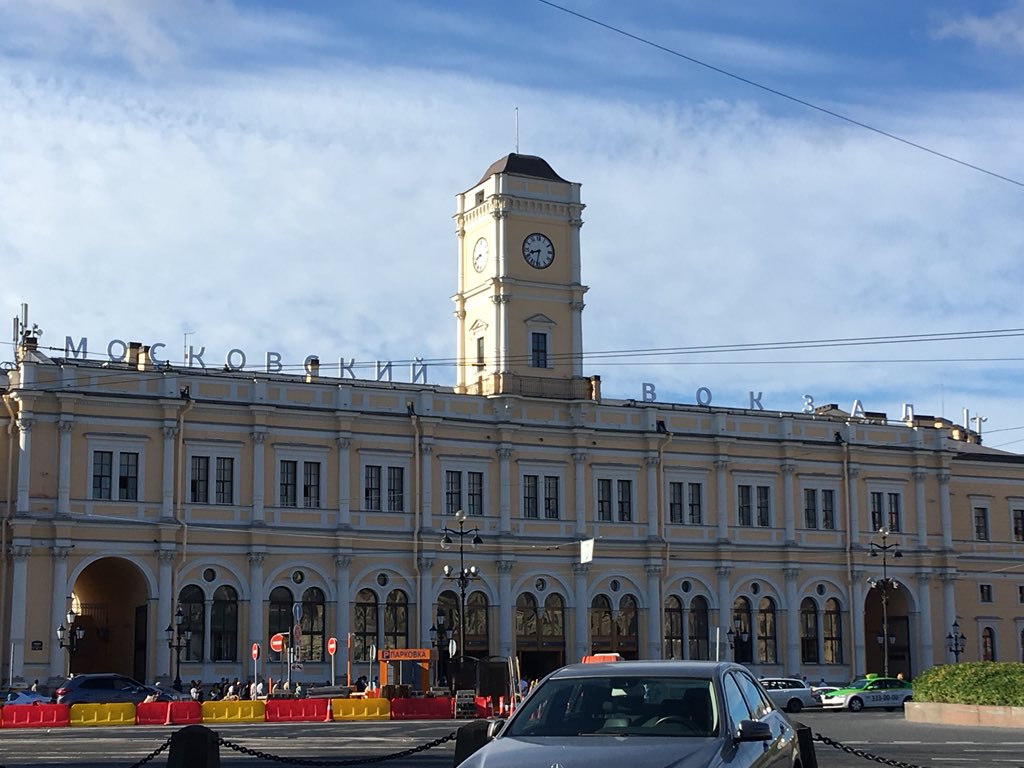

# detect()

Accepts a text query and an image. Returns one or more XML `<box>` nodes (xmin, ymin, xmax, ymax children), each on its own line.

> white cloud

<box><xmin>932</xmin><ymin>1</ymin><xmax>1024</xmax><ymax>52</ymax></box>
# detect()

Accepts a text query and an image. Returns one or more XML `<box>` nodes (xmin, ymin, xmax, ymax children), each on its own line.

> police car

<box><xmin>820</xmin><ymin>674</ymin><xmax>912</xmax><ymax>711</ymax></box>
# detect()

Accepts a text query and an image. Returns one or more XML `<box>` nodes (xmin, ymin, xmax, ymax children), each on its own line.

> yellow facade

<box><xmin>1</xmin><ymin>155</ymin><xmax>1023</xmax><ymax>691</ymax></box>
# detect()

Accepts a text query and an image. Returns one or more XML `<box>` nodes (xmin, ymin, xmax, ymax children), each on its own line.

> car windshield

<box><xmin>505</xmin><ymin>675</ymin><xmax>718</xmax><ymax>738</ymax></box>
<box><xmin>847</xmin><ymin>678</ymin><xmax>872</xmax><ymax>689</ymax></box>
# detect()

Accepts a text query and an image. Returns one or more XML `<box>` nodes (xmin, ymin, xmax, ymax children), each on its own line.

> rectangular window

<box><xmin>118</xmin><ymin>452</ymin><xmax>139</xmax><ymax>501</ymax></box>
<box><xmin>669</xmin><ymin>482</ymin><xmax>684</xmax><ymax>524</ymax></box>
<box><xmin>387</xmin><ymin>466</ymin><xmax>404</xmax><ymax>512</ymax></box>
<box><xmin>1018</xmin><ymin>585</ymin><xmax>1024</xmax><ymax>604</ymax></box>
<box><xmin>215</xmin><ymin>457</ymin><xmax>234</xmax><ymax>505</ymax></box>
<box><xmin>669</xmin><ymin>482</ymin><xmax>703</xmax><ymax>525</ymax></box>
<box><xmin>870</xmin><ymin>492</ymin><xmax>883</xmax><ymax>531</ymax></box>
<box><xmin>445</xmin><ymin>469</ymin><xmax>484</xmax><ymax>516</ymax></box>
<box><xmin>303</xmin><ymin>461</ymin><xmax>321</xmax><ymax>508</ymax></box>
<box><xmin>738</xmin><ymin>485</ymin><xmax>752</xmax><ymax>527</ymax></box>
<box><xmin>822</xmin><ymin>489</ymin><xmax>835</xmax><ymax>530</ymax></box>
<box><xmin>191</xmin><ymin>456</ymin><xmax>209</xmax><ymax>504</ymax></box>
<box><xmin>445</xmin><ymin>470</ymin><xmax>462</xmax><ymax>515</ymax></box>
<box><xmin>280</xmin><ymin>460</ymin><xmax>297</xmax><ymax>507</ymax></box>
<box><xmin>617</xmin><ymin>479</ymin><xmax>632</xmax><ymax>522</ymax></box>
<box><xmin>974</xmin><ymin>507</ymin><xmax>990</xmax><ymax>541</ymax></box>
<box><xmin>523</xmin><ymin>475</ymin><xmax>539</xmax><ymax>519</ymax></box>
<box><xmin>530</xmin><ymin>332</ymin><xmax>548</xmax><ymax>368</ymax></box>
<box><xmin>476</xmin><ymin>337</ymin><xmax>485</xmax><ymax>369</ymax></box>
<box><xmin>597</xmin><ymin>479</ymin><xmax>612</xmax><ymax>522</ymax></box>
<box><xmin>92</xmin><ymin>450</ymin><xmax>113</xmax><ymax>500</ymax></box>
<box><xmin>887</xmin><ymin>492</ymin><xmax>901</xmax><ymax>532</ymax></box>
<box><xmin>1014</xmin><ymin>509</ymin><xmax>1024</xmax><ymax>542</ymax></box>
<box><xmin>803</xmin><ymin>489</ymin><xmax>836</xmax><ymax>530</ymax></box>
<box><xmin>804</xmin><ymin>489</ymin><xmax>818</xmax><ymax>529</ymax></box>
<box><xmin>756</xmin><ymin>486</ymin><xmax>770</xmax><ymax>527</ymax></box>
<box><xmin>689</xmin><ymin>483</ymin><xmax>703</xmax><ymax>524</ymax></box>
<box><xmin>467</xmin><ymin>471</ymin><xmax>483</xmax><ymax>516</ymax></box>
<box><xmin>365</xmin><ymin>465</ymin><xmax>382</xmax><ymax>511</ymax></box>
<box><xmin>980</xmin><ymin>584</ymin><xmax>993</xmax><ymax>603</ymax></box>
<box><xmin>544</xmin><ymin>476</ymin><xmax>560</xmax><ymax>519</ymax></box>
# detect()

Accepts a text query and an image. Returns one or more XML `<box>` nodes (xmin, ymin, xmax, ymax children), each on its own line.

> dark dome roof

<box><xmin>476</xmin><ymin>153</ymin><xmax>568</xmax><ymax>185</ymax></box>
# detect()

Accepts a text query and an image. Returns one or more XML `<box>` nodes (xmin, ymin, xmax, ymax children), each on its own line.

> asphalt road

<box><xmin>0</xmin><ymin>710</ymin><xmax>1022</xmax><ymax>767</ymax></box>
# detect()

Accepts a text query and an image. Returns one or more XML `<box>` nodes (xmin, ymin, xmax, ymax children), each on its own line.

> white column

<box><xmin>16</xmin><ymin>418</ymin><xmax>32</xmax><ymax>513</ymax></box>
<box><xmin>161</xmin><ymin>424</ymin><xmax>176</xmax><ymax>520</ymax></box>
<box><xmin>335</xmin><ymin>554</ymin><xmax>352</xmax><ymax>683</ymax></box>
<box><xmin>57</xmin><ymin>420</ymin><xmax>73</xmax><ymax>517</ymax></box>
<box><xmin>851</xmin><ymin>568</ymin><xmax>866</xmax><ymax>675</ymax></box>
<box><xmin>252</xmin><ymin>431</ymin><xmax>266</xmax><ymax>525</ymax></box>
<box><xmin>421</xmin><ymin>443</ymin><xmax>434</xmax><ymax>531</ymax></box>
<box><xmin>941</xmin><ymin>572</ymin><xmax>957</xmax><ymax>645</ymax></box>
<box><xmin>498</xmin><ymin>447</ymin><xmax>512</xmax><ymax>534</ymax></box>
<box><xmin>49</xmin><ymin>546</ymin><xmax>72</xmax><ymax>678</ymax></box>
<box><xmin>848</xmin><ymin>464</ymin><xmax>861</xmax><ymax>547</ymax></box>
<box><xmin>573</xmin><ymin>563</ymin><xmax>589</xmax><ymax>660</ymax></box>
<box><xmin>573</xmin><ymin>451</ymin><xmax>587</xmax><ymax>536</ymax></box>
<box><xmin>782</xmin><ymin>462</ymin><xmax>796</xmax><ymax>543</ymax></box>
<box><xmin>914</xmin><ymin>470</ymin><xmax>928</xmax><ymax>549</ymax></box>
<box><xmin>157</xmin><ymin>551</ymin><xmax>174</xmax><ymax>680</ymax></box>
<box><xmin>715</xmin><ymin>566</ymin><xmax>731</xmax><ymax>660</ymax></box>
<box><xmin>570</xmin><ymin>299</ymin><xmax>585</xmax><ymax>377</ymax></box>
<box><xmin>916</xmin><ymin>572</ymin><xmax>933</xmax><ymax>671</ymax></box>
<box><xmin>497</xmin><ymin>560</ymin><xmax>514</xmax><ymax>657</ymax></box>
<box><xmin>248</xmin><ymin>552</ymin><xmax>265</xmax><ymax>651</ymax></box>
<box><xmin>715</xmin><ymin>460</ymin><xmax>729</xmax><ymax>541</ymax></box>
<box><xmin>645</xmin><ymin>564</ymin><xmax>662</xmax><ymax>659</ymax></box>
<box><xmin>645</xmin><ymin>456</ymin><xmax>659</xmax><ymax>538</ymax></box>
<box><xmin>938</xmin><ymin>472</ymin><xmax>953</xmax><ymax>549</ymax></box>
<box><xmin>336</xmin><ymin>436</ymin><xmax>351</xmax><ymax>527</ymax></box>
<box><xmin>10</xmin><ymin>546</ymin><xmax>30</xmax><ymax>683</ymax></box>
<box><xmin>784</xmin><ymin>568</ymin><xmax>800</xmax><ymax>674</ymax></box>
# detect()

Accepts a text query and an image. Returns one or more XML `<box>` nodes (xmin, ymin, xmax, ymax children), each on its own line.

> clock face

<box><xmin>522</xmin><ymin>232</ymin><xmax>554</xmax><ymax>269</ymax></box>
<box><xmin>472</xmin><ymin>237</ymin><xmax>489</xmax><ymax>273</ymax></box>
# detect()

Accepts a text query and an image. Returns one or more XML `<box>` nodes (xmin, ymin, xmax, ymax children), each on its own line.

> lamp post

<box><xmin>868</xmin><ymin>528</ymin><xmax>902</xmax><ymax>678</ymax></box>
<box><xmin>726</xmin><ymin>623</ymin><xmax>750</xmax><ymax>658</ymax></box>
<box><xmin>429</xmin><ymin>609</ymin><xmax>449</xmax><ymax>687</ymax></box>
<box><xmin>165</xmin><ymin>605</ymin><xmax>193</xmax><ymax>693</ymax></box>
<box><xmin>56</xmin><ymin>608</ymin><xmax>85</xmax><ymax>677</ymax></box>
<box><xmin>440</xmin><ymin>509</ymin><xmax>483</xmax><ymax>664</ymax></box>
<box><xmin>946</xmin><ymin>620</ymin><xmax>966</xmax><ymax>662</ymax></box>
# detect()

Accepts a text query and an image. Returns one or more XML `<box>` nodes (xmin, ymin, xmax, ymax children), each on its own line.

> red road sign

<box><xmin>270</xmin><ymin>633</ymin><xmax>285</xmax><ymax>653</ymax></box>
<box><xmin>327</xmin><ymin>637</ymin><xmax>337</xmax><ymax>656</ymax></box>
<box><xmin>251</xmin><ymin>642</ymin><xmax>260</xmax><ymax>661</ymax></box>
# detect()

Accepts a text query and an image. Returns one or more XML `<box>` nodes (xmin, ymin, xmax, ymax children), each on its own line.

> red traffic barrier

<box><xmin>389</xmin><ymin>696</ymin><xmax>454</xmax><ymax>720</ymax></box>
<box><xmin>168</xmin><ymin>700</ymin><xmax>202</xmax><ymax>725</ymax></box>
<box><xmin>135</xmin><ymin>701</ymin><xmax>171</xmax><ymax>726</ymax></box>
<box><xmin>265</xmin><ymin>697</ymin><xmax>329</xmax><ymax>723</ymax></box>
<box><xmin>474</xmin><ymin>696</ymin><xmax>492</xmax><ymax>719</ymax></box>
<box><xmin>1</xmin><ymin>703</ymin><xmax>70</xmax><ymax>729</ymax></box>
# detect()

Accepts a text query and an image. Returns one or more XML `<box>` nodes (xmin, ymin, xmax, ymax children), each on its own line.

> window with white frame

<box><xmin>869</xmin><ymin>488</ymin><xmax>903</xmax><ymax>532</ymax></box>
<box><xmin>275</xmin><ymin>446</ymin><xmax>327</xmax><ymax>508</ymax></box>
<box><xmin>668</xmin><ymin>478</ymin><xmax>704</xmax><ymax>525</ymax></box>
<box><xmin>361</xmin><ymin>455</ymin><xmax>408</xmax><ymax>512</ymax></box>
<box><xmin>521</xmin><ymin>470</ymin><xmax>561</xmax><ymax>520</ymax></box>
<box><xmin>525</xmin><ymin>315</ymin><xmax>554</xmax><ymax>370</ymax></box>
<box><xmin>87</xmin><ymin>436</ymin><xmax>146</xmax><ymax>502</ymax></box>
<box><xmin>596</xmin><ymin>474</ymin><xmax>634</xmax><ymax>522</ymax></box>
<box><xmin>736</xmin><ymin>481</ymin><xmax>772</xmax><ymax>527</ymax></box>
<box><xmin>1013</xmin><ymin>507</ymin><xmax>1024</xmax><ymax>542</ymax></box>
<box><xmin>974</xmin><ymin>505</ymin><xmax>990</xmax><ymax>541</ymax></box>
<box><xmin>803</xmin><ymin>487</ymin><xmax>836</xmax><ymax>530</ymax></box>
<box><xmin>980</xmin><ymin>583</ymin><xmax>993</xmax><ymax>603</ymax></box>
<box><xmin>443</xmin><ymin>464</ymin><xmax>487</xmax><ymax>516</ymax></box>
<box><xmin>187</xmin><ymin>442</ymin><xmax>241</xmax><ymax>505</ymax></box>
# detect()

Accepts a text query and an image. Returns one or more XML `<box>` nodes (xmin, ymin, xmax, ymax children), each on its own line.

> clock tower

<box><xmin>453</xmin><ymin>153</ymin><xmax>595</xmax><ymax>399</ymax></box>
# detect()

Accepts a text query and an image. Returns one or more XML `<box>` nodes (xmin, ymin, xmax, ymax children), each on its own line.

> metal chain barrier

<box><xmin>126</xmin><ymin>736</ymin><xmax>173</xmax><ymax>768</ymax></box>
<box><xmin>218</xmin><ymin>730</ymin><xmax>458</xmax><ymax>766</ymax></box>
<box><xmin>814</xmin><ymin>732</ymin><xmax>932</xmax><ymax>768</ymax></box>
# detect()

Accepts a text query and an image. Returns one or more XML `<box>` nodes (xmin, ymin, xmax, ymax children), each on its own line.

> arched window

<box><xmin>664</xmin><ymin>596</ymin><xmax>683</xmax><ymax>659</ymax></box>
<box><xmin>731</xmin><ymin>597</ymin><xmax>753</xmax><ymax>664</ymax></box>
<box><xmin>515</xmin><ymin>592</ymin><xmax>538</xmax><ymax>643</ymax></box>
<box><xmin>800</xmin><ymin>597</ymin><xmax>819</xmax><ymax>664</ymax></box>
<box><xmin>589</xmin><ymin>594</ymin><xmax>613</xmax><ymax>653</ymax></box>
<box><xmin>268</xmin><ymin>586</ymin><xmax>293</xmax><ymax>662</ymax></box>
<box><xmin>179</xmin><ymin>585</ymin><xmax>205</xmax><ymax>662</ymax></box>
<box><xmin>466</xmin><ymin>591</ymin><xmax>489</xmax><ymax>657</ymax></box>
<box><xmin>616</xmin><ymin>595</ymin><xmax>639</xmax><ymax>659</ymax></box>
<box><xmin>211</xmin><ymin>585</ymin><xmax>238</xmax><ymax>662</ymax></box>
<box><xmin>824</xmin><ymin>598</ymin><xmax>843</xmax><ymax>664</ymax></box>
<box><xmin>354</xmin><ymin>588</ymin><xmax>378</xmax><ymax>662</ymax></box>
<box><xmin>757</xmin><ymin>597</ymin><xmax>777</xmax><ymax>664</ymax></box>
<box><xmin>384</xmin><ymin>589</ymin><xmax>409</xmax><ymax>651</ymax></box>
<box><xmin>982</xmin><ymin>627</ymin><xmax>996</xmax><ymax>661</ymax></box>
<box><xmin>541</xmin><ymin>594</ymin><xmax>565</xmax><ymax>644</ymax></box>
<box><xmin>301</xmin><ymin>587</ymin><xmax>326</xmax><ymax>662</ymax></box>
<box><xmin>688</xmin><ymin>596</ymin><xmax>709</xmax><ymax>660</ymax></box>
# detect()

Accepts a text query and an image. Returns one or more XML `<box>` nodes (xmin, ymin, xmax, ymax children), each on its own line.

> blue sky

<box><xmin>1</xmin><ymin>1</ymin><xmax>1023</xmax><ymax>446</ymax></box>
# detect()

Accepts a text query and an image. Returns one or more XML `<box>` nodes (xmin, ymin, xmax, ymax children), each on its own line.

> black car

<box><xmin>458</xmin><ymin>660</ymin><xmax>800</xmax><ymax>768</ymax></box>
<box><xmin>52</xmin><ymin>673</ymin><xmax>183</xmax><ymax>705</ymax></box>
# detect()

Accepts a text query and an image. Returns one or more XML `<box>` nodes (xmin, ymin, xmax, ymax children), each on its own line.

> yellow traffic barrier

<box><xmin>330</xmin><ymin>697</ymin><xmax>391</xmax><ymax>721</ymax></box>
<box><xmin>69</xmin><ymin>702</ymin><xmax>137</xmax><ymax>727</ymax></box>
<box><xmin>201</xmin><ymin>699</ymin><xmax>266</xmax><ymax>723</ymax></box>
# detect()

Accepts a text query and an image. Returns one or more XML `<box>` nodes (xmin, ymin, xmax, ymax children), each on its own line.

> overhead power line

<box><xmin>536</xmin><ymin>0</ymin><xmax>1024</xmax><ymax>189</ymax></box>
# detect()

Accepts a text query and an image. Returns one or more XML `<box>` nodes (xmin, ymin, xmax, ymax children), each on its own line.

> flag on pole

<box><xmin>580</xmin><ymin>538</ymin><xmax>594</xmax><ymax>564</ymax></box>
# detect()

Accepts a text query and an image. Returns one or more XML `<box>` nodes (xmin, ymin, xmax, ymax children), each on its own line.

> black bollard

<box><xmin>791</xmin><ymin>720</ymin><xmax>818</xmax><ymax>768</ymax></box>
<box><xmin>168</xmin><ymin>724</ymin><xmax>221</xmax><ymax>768</ymax></box>
<box><xmin>452</xmin><ymin>719</ymin><xmax>492</xmax><ymax>767</ymax></box>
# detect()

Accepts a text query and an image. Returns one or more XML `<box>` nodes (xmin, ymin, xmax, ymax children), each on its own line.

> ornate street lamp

<box><xmin>56</xmin><ymin>608</ymin><xmax>85</xmax><ymax>677</ymax></box>
<box><xmin>868</xmin><ymin>528</ymin><xmax>902</xmax><ymax>678</ymax></box>
<box><xmin>440</xmin><ymin>509</ymin><xmax>483</xmax><ymax>664</ymax></box>
<box><xmin>946</xmin><ymin>620</ymin><xmax>966</xmax><ymax>663</ymax></box>
<box><xmin>165</xmin><ymin>605</ymin><xmax>193</xmax><ymax>693</ymax></box>
<box><xmin>429</xmin><ymin>608</ymin><xmax>449</xmax><ymax>687</ymax></box>
<box><xmin>726</xmin><ymin>624</ymin><xmax>750</xmax><ymax>654</ymax></box>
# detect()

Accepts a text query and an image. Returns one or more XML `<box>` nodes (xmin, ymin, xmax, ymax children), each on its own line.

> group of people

<box><xmin>188</xmin><ymin>677</ymin><xmax>266</xmax><ymax>702</ymax></box>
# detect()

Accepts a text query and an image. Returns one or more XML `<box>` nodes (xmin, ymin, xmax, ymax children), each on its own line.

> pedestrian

<box><xmin>30</xmin><ymin>680</ymin><xmax>38</xmax><ymax>692</ymax></box>
<box><xmin>518</xmin><ymin>677</ymin><xmax>528</xmax><ymax>698</ymax></box>
<box><xmin>190</xmin><ymin>681</ymin><xmax>199</xmax><ymax>701</ymax></box>
<box><xmin>897</xmin><ymin>672</ymin><xmax>904</xmax><ymax>681</ymax></box>
<box><xmin>256</xmin><ymin>678</ymin><xmax>265</xmax><ymax>698</ymax></box>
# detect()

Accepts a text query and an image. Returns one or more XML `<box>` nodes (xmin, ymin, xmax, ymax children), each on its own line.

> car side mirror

<box><xmin>734</xmin><ymin>719</ymin><xmax>773</xmax><ymax>743</ymax></box>
<box><xmin>486</xmin><ymin>718</ymin><xmax>506</xmax><ymax>739</ymax></box>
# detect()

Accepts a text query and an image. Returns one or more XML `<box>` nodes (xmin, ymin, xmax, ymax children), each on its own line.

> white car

<box><xmin>3</xmin><ymin>690</ymin><xmax>50</xmax><ymax>705</ymax></box>
<box><xmin>820</xmin><ymin>676</ymin><xmax>913</xmax><ymax>712</ymax></box>
<box><xmin>758</xmin><ymin>677</ymin><xmax>821</xmax><ymax>714</ymax></box>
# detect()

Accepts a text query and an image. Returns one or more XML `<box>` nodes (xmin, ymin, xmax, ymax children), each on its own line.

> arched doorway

<box><xmin>864</xmin><ymin>581</ymin><xmax>911</xmax><ymax>677</ymax></box>
<box><xmin>515</xmin><ymin>592</ymin><xmax>565</xmax><ymax>680</ymax></box>
<box><xmin>69</xmin><ymin>557</ymin><xmax>149</xmax><ymax>681</ymax></box>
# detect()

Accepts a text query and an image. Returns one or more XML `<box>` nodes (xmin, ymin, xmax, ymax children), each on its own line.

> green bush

<box><xmin>913</xmin><ymin>662</ymin><xmax>1024</xmax><ymax>706</ymax></box>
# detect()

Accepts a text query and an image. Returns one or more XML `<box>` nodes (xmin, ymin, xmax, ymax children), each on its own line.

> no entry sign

<box><xmin>270</xmin><ymin>632</ymin><xmax>285</xmax><ymax>653</ymax></box>
<box><xmin>327</xmin><ymin>637</ymin><xmax>337</xmax><ymax>656</ymax></box>
<box><xmin>251</xmin><ymin>642</ymin><xmax>260</xmax><ymax>661</ymax></box>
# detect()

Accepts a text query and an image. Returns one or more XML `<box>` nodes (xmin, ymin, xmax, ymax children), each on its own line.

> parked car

<box><xmin>758</xmin><ymin>677</ymin><xmax>821</xmax><ymax>713</ymax></box>
<box><xmin>820</xmin><ymin>675</ymin><xmax>913</xmax><ymax>712</ymax></box>
<box><xmin>812</xmin><ymin>685</ymin><xmax>840</xmax><ymax>698</ymax></box>
<box><xmin>456</xmin><ymin>659</ymin><xmax>801</xmax><ymax>768</ymax></box>
<box><xmin>3</xmin><ymin>689</ymin><xmax>50</xmax><ymax>705</ymax></box>
<box><xmin>51</xmin><ymin>673</ymin><xmax>179</xmax><ymax>705</ymax></box>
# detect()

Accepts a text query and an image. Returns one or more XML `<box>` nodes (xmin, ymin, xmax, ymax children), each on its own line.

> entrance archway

<box><xmin>863</xmin><ymin>582</ymin><xmax>911</xmax><ymax>678</ymax></box>
<box><xmin>70</xmin><ymin>558</ymin><xmax>150</xmax><ymax>680</ymax></box>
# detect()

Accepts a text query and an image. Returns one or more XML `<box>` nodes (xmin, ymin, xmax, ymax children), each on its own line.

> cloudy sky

<box><xmin>2</xmin><ymin>0</ymin><xmax>1023</xmax><ymax>446</ymax></box>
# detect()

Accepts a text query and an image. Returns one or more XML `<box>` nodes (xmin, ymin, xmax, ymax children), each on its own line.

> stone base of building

<box><xmin>905</xmin><ymin>701</ymin><xmax>1024</xmax><ymax>728</ymax></box>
